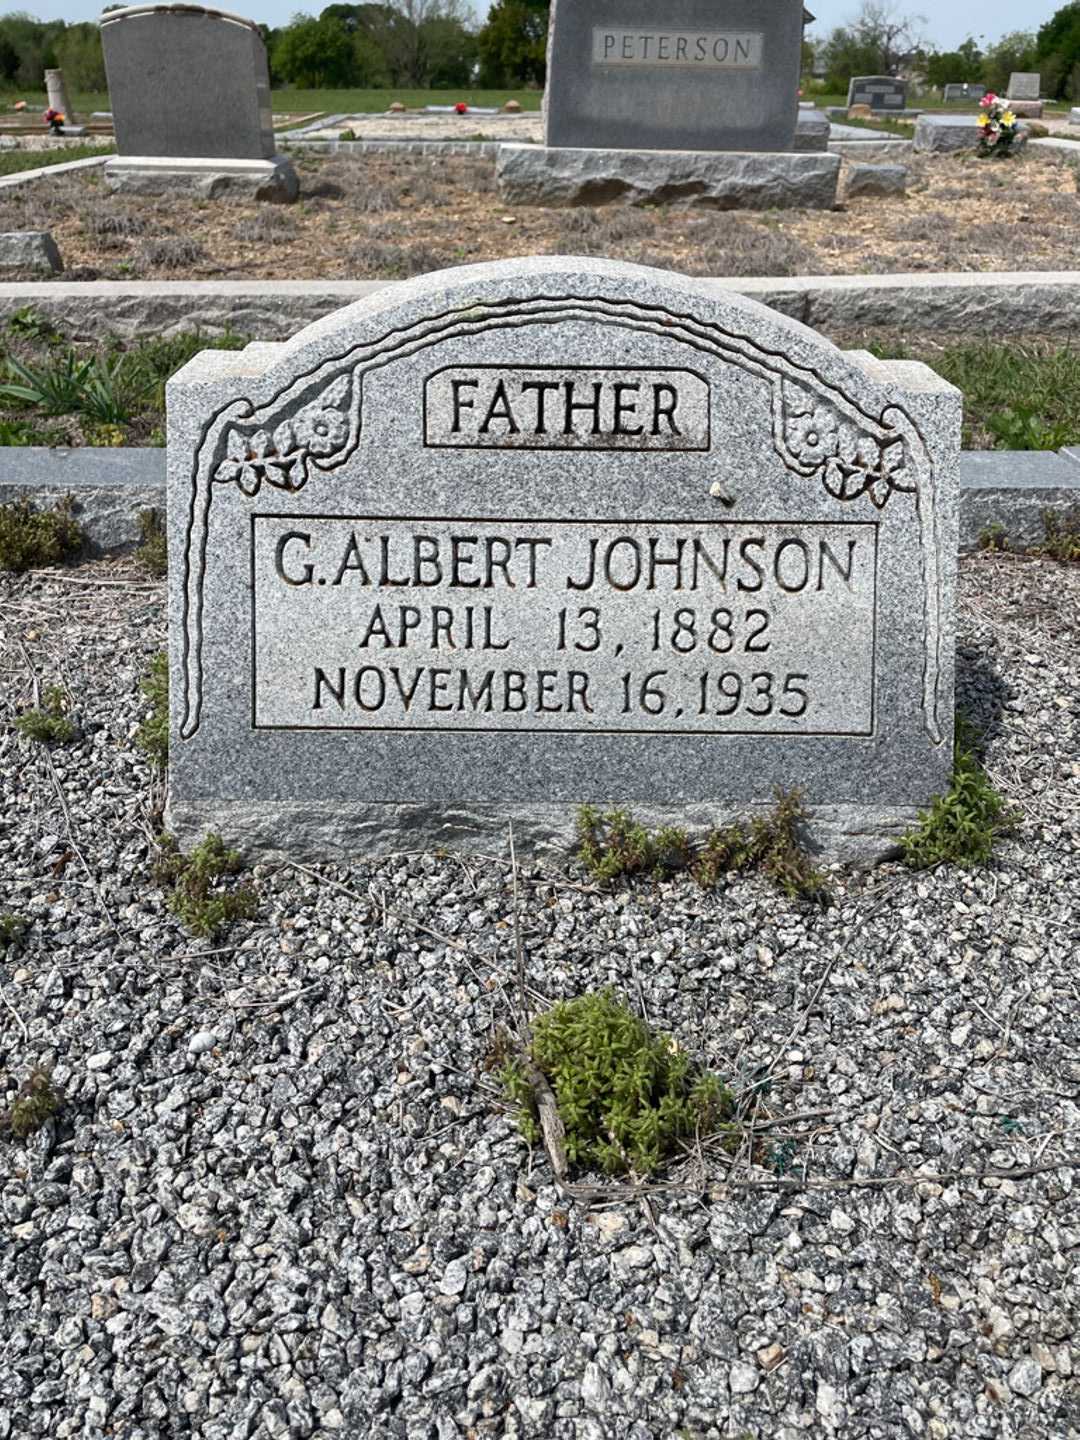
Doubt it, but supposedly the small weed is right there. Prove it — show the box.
[0,1066,60,1140]
[577,789,827,901]
[136,236,210,272]
[7,305,60,343]
[155,833,256,938]
[767,1137,798,1175]
[900,717,1012,868]
[501,989,734,1177]
[576,805,690,884]
[1040,510,1080,563]
[135,509,167,576]
[977,522,1009,552]
[14,685,76,744]
[986,404,1072,451]
[135,651,169,768]
[86,422,127,447]
[0,913,28,950]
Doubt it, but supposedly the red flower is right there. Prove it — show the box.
[454,102,468,114]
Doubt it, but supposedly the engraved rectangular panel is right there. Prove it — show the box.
[591,28,763,69]
[424,366,710,451]
[252,516,878,735]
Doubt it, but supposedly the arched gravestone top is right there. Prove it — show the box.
[102,2,274,161]
[543,0,804,152]
[165,256,960,862]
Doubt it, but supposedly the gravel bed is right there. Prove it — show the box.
[1,552,1078,1440]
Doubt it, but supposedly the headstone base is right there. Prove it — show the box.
[166,797,925,866]
[793,113,830,152]
[913,115,1029,154]
[1005,99,1043,118]
[104,154,299,204]
[496,145,840,210]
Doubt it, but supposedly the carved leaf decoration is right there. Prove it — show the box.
[780,383,914,510]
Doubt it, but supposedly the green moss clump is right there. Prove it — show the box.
[977,522,1009,553]
[577,789,827,901]
[155,832,256,938]
[135,509,167,576]
[502,990,733,1177]
[1,1066,60,1140]
[0,913,28,950]
[14,685,77,744]
[0,496,83,573]
[135,652,169,768]
[576,805,690,884]
[900,718,1012,868]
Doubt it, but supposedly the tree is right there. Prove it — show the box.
[55,21,106,92]
[477,0,547,87]
[924,37,982,90]
[980,30,1038,94]
[422,15,477,86]
[818,0,925,90]
[273,12,357,86]
[1037,2,1080,97]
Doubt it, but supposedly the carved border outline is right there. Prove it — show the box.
[179,291,944,744]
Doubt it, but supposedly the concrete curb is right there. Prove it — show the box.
[0,271,1078,340]
[2,445,1076,557]
[0,153,110,191]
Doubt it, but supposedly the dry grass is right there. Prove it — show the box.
[6,148,1079,281]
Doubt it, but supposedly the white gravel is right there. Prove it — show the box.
[0,550,1077,1439]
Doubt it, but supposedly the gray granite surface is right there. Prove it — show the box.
[844,163,907,198]
[544,0,804,152]
[846,76,907,111]
[495,145,841,209]
[1008,71,1040,101]
[0,230,62,274]
[164,256,959,861]
[101,2,274,161]
[103,154,298,203]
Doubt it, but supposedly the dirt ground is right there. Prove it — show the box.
[1,146,1078,282]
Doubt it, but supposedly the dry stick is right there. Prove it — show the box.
[522,1056,568,1183]
[25,571,160,591]
[508,821,529,1025]
[718,1159,1076,1193]
[285,861,469,955]
[0,984,28,1043]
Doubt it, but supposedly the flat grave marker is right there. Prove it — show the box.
[167,257,959,861]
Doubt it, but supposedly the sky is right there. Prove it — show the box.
[16,0,1066,52]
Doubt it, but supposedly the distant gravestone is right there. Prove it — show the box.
[101,3,297,202]
[166,256,959,862]
[942,83,978,103]
[847,75,908,111]
[1008,72,1040,100]
[544,0,805,152]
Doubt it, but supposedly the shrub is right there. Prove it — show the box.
[135,651,169,768]
[502,989,733,1176]
[0,1067,60,1140]
[900,718,1012,867]
[155,832,256,938]
[14,684,77,744]
[0,497,82,572]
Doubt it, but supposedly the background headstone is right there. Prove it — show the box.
[166,256,959,863]
[102,3,273,160]
[1007,72,1040,101]
[846,76,908,111]
[44,69,75,124]
[942,82,978,103]
[544,0,806,152]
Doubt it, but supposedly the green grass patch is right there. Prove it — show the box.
[263,86,541,116]
[869,339,1080,451]
[0,143,112,177]
[501,989,734,1177]
[900,718,1012,868]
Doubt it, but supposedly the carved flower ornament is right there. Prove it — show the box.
[783,387,913,510]
[213,375,352,497]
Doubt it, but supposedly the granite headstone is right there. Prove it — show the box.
[942,82,978,103]
[846,75,908,111]
[1007,72,1040,101]
[544,0,805,152]
[101,3,297,201]
[166,257,959,862]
